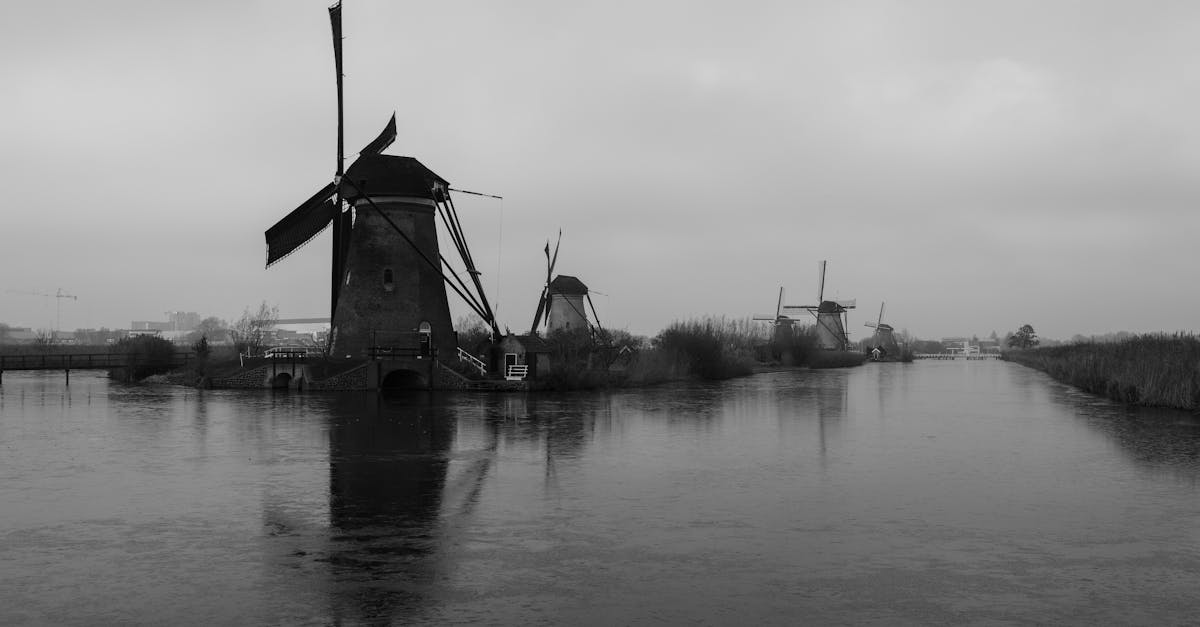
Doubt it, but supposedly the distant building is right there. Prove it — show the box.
[1,326,38,344]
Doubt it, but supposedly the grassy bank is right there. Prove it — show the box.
[1003,334,1200,411]
[539,317,767,390]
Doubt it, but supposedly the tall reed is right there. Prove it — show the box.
[1003,333,1200,411]
[612,316,766,384]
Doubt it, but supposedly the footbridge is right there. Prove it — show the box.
[0,352,193,384]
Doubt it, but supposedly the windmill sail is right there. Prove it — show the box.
[265,183,338,266]
[359,113,397,155]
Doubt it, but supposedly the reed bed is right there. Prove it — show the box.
[540,316,768,389]
[1003,333,1200,411]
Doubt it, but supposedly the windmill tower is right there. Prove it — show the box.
[864,302,900,358]
[264,2,498,361]
[530,233,603,336]
[797,260,856,351]
[753,287,798,343]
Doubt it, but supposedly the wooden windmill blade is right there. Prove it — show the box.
[528,231,561,334]
[817,260,826,303]
[529,242,551,334]
[585,291,604,334]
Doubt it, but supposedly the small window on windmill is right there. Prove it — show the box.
[383,268,394,292]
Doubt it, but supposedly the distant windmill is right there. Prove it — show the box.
[864,302,900,358]
[796,260,856,351]
[263,2,499,359]
[752,287,789,327]
[529,232,603,336]
[753,287,803,362]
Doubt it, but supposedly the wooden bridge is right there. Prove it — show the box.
[913,353,1001,360]
[0,352,193,384]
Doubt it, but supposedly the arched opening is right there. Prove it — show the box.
[383,268,394,292]
[381,369,426,390]
[271,372,292,389]
[418,321,432,357]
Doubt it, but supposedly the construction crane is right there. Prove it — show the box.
[3,288,77,334]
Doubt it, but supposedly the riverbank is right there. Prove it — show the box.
[1002,334,1200,411]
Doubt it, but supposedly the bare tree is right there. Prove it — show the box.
[230,302,279,356]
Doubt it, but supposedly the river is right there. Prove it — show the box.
[2,360,1199,625]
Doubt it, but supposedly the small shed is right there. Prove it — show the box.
[490,334,553,380]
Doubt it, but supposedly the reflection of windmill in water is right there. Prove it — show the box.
[264,2,499,371]
[864,302,902,361]
[529,232,604,337]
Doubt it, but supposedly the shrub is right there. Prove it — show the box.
[110,335,178,381]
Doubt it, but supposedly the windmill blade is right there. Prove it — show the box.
[775,287,784,318]
[329,2,344,177]
[817,260,827,302]
[877,302,885,328]
[586,292,604,334]
[265,183,339,267]
[529,288,549,335]
[359,113,397,156]
[548,229,562,276]
[864,321,878,328]
[529,240,552,334]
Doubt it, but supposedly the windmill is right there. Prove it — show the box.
[753,287,802,339]
[753,287,803,362]
[863,302,900,359]
[796,260,856,351]
[529,232,603,337]
[264,2,499,360]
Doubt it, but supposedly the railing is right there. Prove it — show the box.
[913,353,1001,360]
[263,346,316,359]
[0,352,193,371]
[457,347,486,376]
[368,346,434,359]
[505,364,528,381]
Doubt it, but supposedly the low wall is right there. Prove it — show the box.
[306,363,370,391]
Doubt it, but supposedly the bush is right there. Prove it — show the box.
[644,317,762,380]
[110,335,178,381]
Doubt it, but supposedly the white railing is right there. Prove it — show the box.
[505,364,528,381]
[457,347,486,376]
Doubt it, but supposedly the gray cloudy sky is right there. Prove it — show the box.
[3,0,1198,340]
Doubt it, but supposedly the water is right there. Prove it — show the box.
[2,361,1199,625]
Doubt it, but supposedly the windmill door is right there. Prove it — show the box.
[418,322,432,357]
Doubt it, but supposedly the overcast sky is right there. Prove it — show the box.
[3,0,1198,340]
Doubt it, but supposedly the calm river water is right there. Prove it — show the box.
[2,361,1199,625]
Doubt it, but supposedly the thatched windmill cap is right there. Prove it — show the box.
[342,154,448,200]
[549,275,588,295]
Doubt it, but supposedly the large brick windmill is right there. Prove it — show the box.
[265,2,498,361]
[797,260,856,351]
